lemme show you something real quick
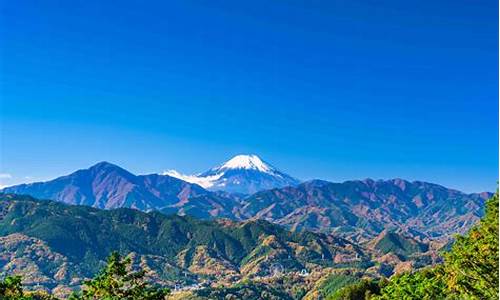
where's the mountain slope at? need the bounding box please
[326,192,499,300]
[0,194,366,295]
[166,154,300,194]
[239,179,491,241]
[1,162,215,211]
[368,230,429,257]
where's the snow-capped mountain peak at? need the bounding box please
[163,154,299,194]
[216,154,272,173]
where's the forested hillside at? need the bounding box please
[0,192,497,299]
[327,192,499,299]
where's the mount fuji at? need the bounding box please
[164,154,300,194]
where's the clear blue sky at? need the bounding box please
[1,0,498,192]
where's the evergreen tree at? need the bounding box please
[70,252,170,300]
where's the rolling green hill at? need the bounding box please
[0,192,496,299]
[0,193,366,297]
[370,230,428,258]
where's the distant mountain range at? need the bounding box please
[1,156,491,242]
[238,179,491,242]
[165,154,300,194]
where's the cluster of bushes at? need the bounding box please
[329,192,499,300]
[0,252,170,300]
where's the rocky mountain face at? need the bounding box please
[0,194,369,297]
[165,154,300,194]
[239,179,491,242]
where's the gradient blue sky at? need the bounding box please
[1,0,498,192]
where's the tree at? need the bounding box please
[0,275,56,300]
[444,192,499,299]
[70,252,170,300]
[373,267,447,300]
[0,275,26,299]
[327,279,382,300]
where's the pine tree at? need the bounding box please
[70,252,170,300]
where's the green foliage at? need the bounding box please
[327,279,382,300]
[0,276,56,300]
[320,274,359,298]
[291,285,307,299]
[373,231,428,258]
[373,267,447,300]
[0,275,27,299]
[0,253,170,300]
[444,191,499,299]
[70,252,169,300]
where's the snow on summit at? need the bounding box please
[217,154,272,173]
[162,154,300,194]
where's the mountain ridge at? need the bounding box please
[240,178,491,242]
[1,160,491,243]
[1,161,212,211]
